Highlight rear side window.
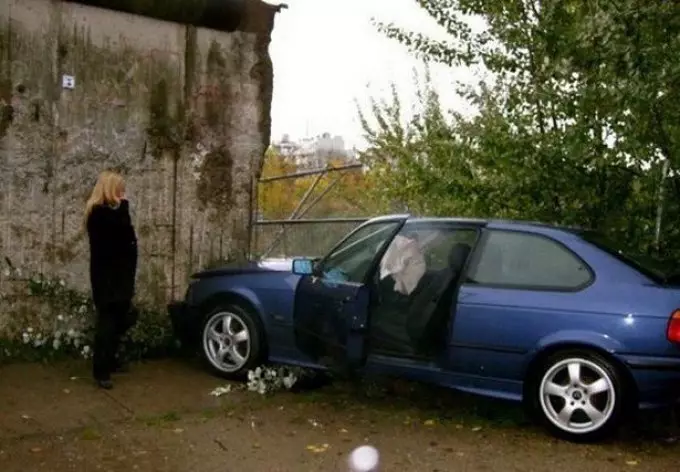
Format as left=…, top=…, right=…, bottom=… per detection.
left=467, top=230, right=592, bottom=290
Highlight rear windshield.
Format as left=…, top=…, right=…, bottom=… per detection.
left=579, top=231, right=670, bottom=284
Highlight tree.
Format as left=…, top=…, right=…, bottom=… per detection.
left=257, top=148, right=298, bottom=219
left=257, top=149, right=378, bottom=219
left=362, top=0, right=680, bottom=257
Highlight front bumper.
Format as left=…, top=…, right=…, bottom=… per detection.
left=167, top=301, right=198, bottom=348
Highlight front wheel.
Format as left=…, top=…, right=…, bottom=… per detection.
left=528, top=350, right=627, bottom=442
left=200, top=304, right=264, bottom=378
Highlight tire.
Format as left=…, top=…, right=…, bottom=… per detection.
left=200, top=303, right=265, bottom=379
left=526, top=349, right=626, bottom=442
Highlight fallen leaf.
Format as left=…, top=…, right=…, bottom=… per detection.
left=173, top=428, right=184, bottom=434
left=30, top=447, right=42, bottom=453
left=626, top=460, right=639, bottom=466
left=339, top=428, right=349, bottom=434
left=423, top=419, right=436, bottom=426
left=21, top=415, right=31, bottom=420
left=70, top=376, right=79, bottom=381
left=63, top=389, right=71, bottom=394
left=306, top=443, right=330, bottom=453
left=209, top=385, right=232, bottom=397
left=471, top=426, right=482, bottom=432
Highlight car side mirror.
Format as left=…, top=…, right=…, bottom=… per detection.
left=292, top=258, right=314, bottom=275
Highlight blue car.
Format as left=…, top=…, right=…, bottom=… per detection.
left=168, top=215, right=680, bottom=442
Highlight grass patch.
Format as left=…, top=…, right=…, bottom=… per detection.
left=80, top=427, right=102, bottom=440
left=140, top=410, right=182, bottom=427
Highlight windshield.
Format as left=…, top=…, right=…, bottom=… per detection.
left=579, top=231, right=670, bottom=284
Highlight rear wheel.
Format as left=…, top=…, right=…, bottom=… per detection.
left=527, top=349, right=626, bottom=442
left=200, top=303, right=265, bottom=378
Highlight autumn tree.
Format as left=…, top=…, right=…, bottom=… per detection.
left=257, top=147, right=298, bottom=219
left=258, top=149, right=377, bottom=220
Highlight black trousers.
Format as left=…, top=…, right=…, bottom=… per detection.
left=92, top=300, right=133, bottom=381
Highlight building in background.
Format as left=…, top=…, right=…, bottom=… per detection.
left=272, top=132, right=358, bottom=169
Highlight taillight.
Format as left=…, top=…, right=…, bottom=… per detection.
left=667, top=310, right=680, bottom=343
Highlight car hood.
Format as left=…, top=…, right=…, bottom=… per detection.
left=191, top=258, right=293, bottom=279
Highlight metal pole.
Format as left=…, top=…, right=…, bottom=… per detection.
left=258, top=163, right=363, bottom=183
left=256, top=217, right=370, bottom=226
left=654, top=158, right=670, bottom=253
left=261, top=170, right=326, bottom=258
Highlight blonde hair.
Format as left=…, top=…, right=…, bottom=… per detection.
left=85, top=170, right=125, bottom=220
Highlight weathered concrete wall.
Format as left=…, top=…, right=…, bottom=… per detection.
left=0, top=0, right=278, bottom=329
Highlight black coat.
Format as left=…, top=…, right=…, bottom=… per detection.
left=87, top=200, right=138, bottom=307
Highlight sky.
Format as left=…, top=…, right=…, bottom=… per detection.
left=266, top=0, right=478, bottom=149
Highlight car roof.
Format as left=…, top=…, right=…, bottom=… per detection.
left=367, top=214, right=582, bottom=236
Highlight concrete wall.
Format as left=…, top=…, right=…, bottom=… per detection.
left=0, top=0, right=278, bottom=327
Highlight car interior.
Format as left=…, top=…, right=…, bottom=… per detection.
left=370, top=235, right=473, bottom=358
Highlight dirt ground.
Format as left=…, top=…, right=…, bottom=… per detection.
left=0, top=358, right=678, bottom=472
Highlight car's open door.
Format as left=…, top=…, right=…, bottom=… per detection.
left=292, top=217, right=408, bottom=373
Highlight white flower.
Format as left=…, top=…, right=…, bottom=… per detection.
left=57, top=315, right=64, bottom=321
left=283, top=375, right=297, bottom=389
left=22, top=332, right=30, bottom=344
left=78, top=305, right=87, bottom=314
left=2, top=269, right=9, bottom=277
left=82, top=345, right=90, bottom=354
left=74, top=338, right=80, bottom=348
left=210, top=385, right=232, bottom=397
left=59, top=279, right=65, bottom=286
left=15, top=268, right=21, bottom=277
left=27, top=327, right=33, bottom=333
left=52, top=339, right=61, bottom=350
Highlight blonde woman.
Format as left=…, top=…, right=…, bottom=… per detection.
left=85, top=170, right=138, bottom=389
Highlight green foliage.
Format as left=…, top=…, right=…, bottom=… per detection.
left=363, top=0, right=680, bottom=259
left=0, top=263, right=177, bottom=365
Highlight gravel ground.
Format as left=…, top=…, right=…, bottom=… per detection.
left=1, top=359, right=678, bottom=471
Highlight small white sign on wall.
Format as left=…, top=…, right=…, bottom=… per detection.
left=62, top=74, right=75, bottom=90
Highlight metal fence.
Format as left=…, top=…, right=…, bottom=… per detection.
left=251, top=163, right=371, bottom=258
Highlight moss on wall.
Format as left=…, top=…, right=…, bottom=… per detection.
left=147, top=77, right=177, bottom=158
left=196, top=147, right=233, bottom=209
left=204, top=40, right=228, bottom=129
left=0, top=25, right=14, bottom=138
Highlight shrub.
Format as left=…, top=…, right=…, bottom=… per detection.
left=0, top=263, right=176, bottom=365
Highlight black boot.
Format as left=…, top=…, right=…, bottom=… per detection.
left=96, top=378, right=113, bottom=390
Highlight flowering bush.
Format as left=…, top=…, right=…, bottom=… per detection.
left=247, top=365, right=304, bottom=395
left=0, top=265, right=95, bottom=363
left=209, top=364, right=315, bottom=398
left=0, top=262, right=176, bottom=364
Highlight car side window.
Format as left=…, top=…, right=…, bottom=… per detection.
left=319, top=221, right=401, bottom=283
left=467, top=230, right=592, bottom=290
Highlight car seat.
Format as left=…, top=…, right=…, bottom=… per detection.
left=406, top=242, right=472, bottom=353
